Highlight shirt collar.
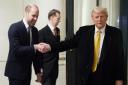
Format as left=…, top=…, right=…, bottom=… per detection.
left=23, top=18, right=29, bottom=30
left=48, top=22, right=55, bottom=31
left=95, top=25, right=106, bottom=34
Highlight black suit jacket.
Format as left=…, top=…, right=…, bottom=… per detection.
left=52, top=25, right=124, bottom=85
left=5, top=20, right=40, bottom=80
left=39, top=25, right=60, bottom=79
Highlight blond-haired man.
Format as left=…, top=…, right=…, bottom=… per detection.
left=51, top=7, right=124, bottom=85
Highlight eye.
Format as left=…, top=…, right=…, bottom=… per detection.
left=95, top=16, right=99, bottom=19
left=32, top=15, right=36, bottom=17
left=32, top=15, right=38, bottom=18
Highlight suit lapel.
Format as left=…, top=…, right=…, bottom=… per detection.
left=90, top=26, right=95, bottom=59
left=46, top=25, right=60, bottom=41
left=84, top=26, right=95, bottom=65
left=20, top=20, right=30, bottom=44
left=47, top=25, right=56, bottom=38
left=99, top=25, right=110, bottom=64
left=20, top=20, right=28, bottom=36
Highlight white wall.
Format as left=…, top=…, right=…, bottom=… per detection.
left=0, top=0, right=24, bottom=61
left=74, top=0, right=96, bottom=33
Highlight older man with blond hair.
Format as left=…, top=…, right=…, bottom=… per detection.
left=50, top=6, right=125, bottom=85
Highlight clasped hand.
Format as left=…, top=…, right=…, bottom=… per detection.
left=34, top=42, right=51, bottom=53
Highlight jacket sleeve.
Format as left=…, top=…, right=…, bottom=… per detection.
left=50, top=27, right=82, bottom=52
left=8, top=24, right=36, bottom=58
left=115, top=30, right=125, bottom=81
left=33, top=51, right=42, bottom=74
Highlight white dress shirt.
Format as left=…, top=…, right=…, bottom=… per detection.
left=48, top=22, right=56, bottom=35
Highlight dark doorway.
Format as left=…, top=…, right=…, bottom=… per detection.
left=120, top=0, right=128, bottom=84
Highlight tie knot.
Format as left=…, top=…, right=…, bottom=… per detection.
left=97, top=30, right=101, bottom=33
left=28, top=27, right=31, bottom=32
left=96, top=31, right=101, bottom=36
left=54, top=28, right=57, bottom=36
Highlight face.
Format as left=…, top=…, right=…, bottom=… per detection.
left=26, top=6, right=39, bottom=27
left=91, top=11, right=107, bottom=29
left=50, top=13, right=60, bottom=27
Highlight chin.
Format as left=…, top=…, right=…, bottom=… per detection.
left=97, top=24, right=104, bottom=28
left=31, top=23, right=35, bottom=26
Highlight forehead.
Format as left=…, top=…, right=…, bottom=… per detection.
left=92, top=11, right=106, bottom=16
left=55, top=13, right=60, bottom=17
left=52, top=13, right=60, bottom=18
left=29, top=6, right=39, bottom=14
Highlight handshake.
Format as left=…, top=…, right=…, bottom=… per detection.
left=34, top=42, right=51, bottom=53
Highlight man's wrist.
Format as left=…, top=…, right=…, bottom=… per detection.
left=34, top=44, right=38, bottom=50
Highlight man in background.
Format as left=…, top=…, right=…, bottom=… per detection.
left=38, top=9, right=61, bottom=85
left=5, top=4, right=49, bottom=85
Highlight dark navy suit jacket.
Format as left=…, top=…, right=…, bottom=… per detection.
left=5, top=20, right=40, bottom=80
left=39, top=25, right=60, bottom=80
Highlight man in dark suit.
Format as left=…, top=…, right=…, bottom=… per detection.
left=38, top=9, right=60, bottom=85
left=51, top=7, right=125, bottom=85
left=4, top=4, right=50, bottom=85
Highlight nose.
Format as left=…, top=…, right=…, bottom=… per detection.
left=34, top=16, right=38, bottom=20
left=98, top=17, right=102, bottom=20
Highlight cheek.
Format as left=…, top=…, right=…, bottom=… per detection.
left=93, top=19, right=99, bottom=23
left=54, top=19, right=58, bottom=23
left=93, top=17, right=98, bottom=21
left=31, top=17, right=37, bottom=22
left=28, top=16, right=33, bottom=21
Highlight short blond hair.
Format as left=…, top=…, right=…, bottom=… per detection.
left=92, top=6, right=108, bottom=16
